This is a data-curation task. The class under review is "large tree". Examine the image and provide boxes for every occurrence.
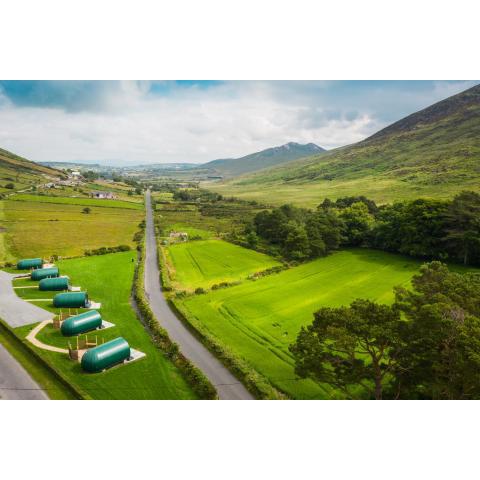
[395,262,480,399]
[290,299,404,399]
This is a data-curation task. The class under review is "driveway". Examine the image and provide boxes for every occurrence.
[0,271,53,327]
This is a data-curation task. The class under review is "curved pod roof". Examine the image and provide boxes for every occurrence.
[31,267,59,281]
[53,291,88,308]
[81,337,131,373]
[39,276,69,291]
[17,258,43,270]
[61,310,102,336]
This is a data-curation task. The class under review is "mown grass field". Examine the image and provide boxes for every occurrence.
[1,199,144,261]
[10,193,143,209]
[175,248,474,399]
[166,239,281,290]
[14,252,197,399]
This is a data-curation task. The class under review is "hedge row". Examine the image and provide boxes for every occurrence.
[0,319,89,400]
[170,300,286,400]
[84,245,131,256]
[133,239,217,400]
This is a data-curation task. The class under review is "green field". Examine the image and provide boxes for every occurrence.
[166,239,281,290]
[14,252,197,399]
[175,248,459,399]
[10,193,143,210]
[1,199,144,261]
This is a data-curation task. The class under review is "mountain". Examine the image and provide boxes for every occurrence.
[208,84,480,206]
[202,142,325,177]
[0,147,64,194]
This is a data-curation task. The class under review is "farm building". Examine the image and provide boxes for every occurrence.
[169,231,188,241]
[31,267,59,281]
[53,291,89,308]
[17,258,43,270]
[39,276,69,291]
[81,337,131,373]
[90,191,117,200]
[61,310,102,336]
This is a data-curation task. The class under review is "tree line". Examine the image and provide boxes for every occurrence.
[249,191,480,266]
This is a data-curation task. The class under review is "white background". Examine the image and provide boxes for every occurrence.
[1,0,479,478]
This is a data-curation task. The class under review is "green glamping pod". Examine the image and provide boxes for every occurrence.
[17,258,43,270]
[53,291,89,308]
[31,267,59,281]
[81,337,131,373]
[61,310,102,336]
[39,276,69,291]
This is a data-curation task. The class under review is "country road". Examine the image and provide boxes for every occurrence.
[143,190,253,400]
[0,343,48,400]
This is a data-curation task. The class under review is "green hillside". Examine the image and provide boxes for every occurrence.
[203,142,325,177]
[0,147,63,195]
[208,84,480,206]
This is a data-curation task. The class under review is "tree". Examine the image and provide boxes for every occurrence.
[395,262,480,399]
[290,299,404,399]
[338,202,374,246]
[445,191,480,265]
[372,199,449,258]
[282,222,310,260]
[4,183,14,189]
[246,231,259,249]
[82,207,91,214]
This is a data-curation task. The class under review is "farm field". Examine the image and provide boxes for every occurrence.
[1,199,144,261]
[166,239,281,290]
[175,248,473,399]
[10,193,143,209]
[13,252,197,399]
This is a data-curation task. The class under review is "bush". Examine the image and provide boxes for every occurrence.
[84,245,131,256]
[195,287,206,295]
[4,183,14,189]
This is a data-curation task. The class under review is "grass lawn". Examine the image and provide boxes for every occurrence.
[2,200,144,260]
[175,248,475,399]
[10,193,143,210]
[166,239,281,290]
[14,251,197,399]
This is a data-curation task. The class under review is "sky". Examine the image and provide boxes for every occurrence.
[0,80,477,166]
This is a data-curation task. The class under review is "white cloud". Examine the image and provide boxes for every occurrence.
[0,80,476,165]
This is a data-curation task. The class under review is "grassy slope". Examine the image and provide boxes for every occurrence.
[209,87,480,207]
[2,200,143,260]
[0,148,62,195]
[14,252,197,399]
[166,239,281,290]
[176,248,476,399]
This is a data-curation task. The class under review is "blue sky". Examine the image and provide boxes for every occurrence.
[0,80,477,165]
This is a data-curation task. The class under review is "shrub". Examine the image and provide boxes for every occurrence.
[195,287,206,295]
[4,183,14,189]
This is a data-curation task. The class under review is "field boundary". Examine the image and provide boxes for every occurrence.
[0,319,88,400]
[132,235,218,400]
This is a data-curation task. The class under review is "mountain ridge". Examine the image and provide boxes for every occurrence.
[208,83,480,206]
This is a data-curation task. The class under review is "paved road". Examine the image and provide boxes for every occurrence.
[0,343,48,400]
[0,270,53,327]
[144,190,253,400]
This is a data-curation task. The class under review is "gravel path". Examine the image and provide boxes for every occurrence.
[144,190,254,400]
